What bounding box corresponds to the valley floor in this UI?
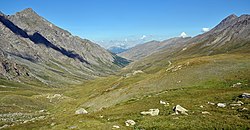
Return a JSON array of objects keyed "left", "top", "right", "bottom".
[{"left": 0, "top": 53, "right": 250, "bottom": 130}]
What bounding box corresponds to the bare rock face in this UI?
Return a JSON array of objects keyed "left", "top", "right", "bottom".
[
  {"left": 182, "top": 14, "right": 250, "bottom": 55},
  {"left": 0, "top": 8, "right": 129, "bottom": 85}
]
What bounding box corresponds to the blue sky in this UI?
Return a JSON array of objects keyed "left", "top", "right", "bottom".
[{"left": 1, "top": 0, "right": 250, "bottom": 42}]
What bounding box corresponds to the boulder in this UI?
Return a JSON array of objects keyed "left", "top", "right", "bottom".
[
  {"left": 173, "top": 105, "right": 188, "bottom": 115},
  {"left": 141, "top": 109, "right": 159, "bottom": 116},
  {"left": 125, "top": 120, "right": 136, "bottom": 126},
  {"left": 239, "top": 93, "right": 250, "bottom": 98},
  {"left": 160, "top": 100, "right": 166, "bottom": 105},
  {"left": 113, "top": 125, "right": 120, "bottom": 129},
  {"left": 75, "top": 108, "right": 88, "bottom": 115},
  {"left": 217, "top": 103, "right": 226, "bottom": 108},
  {"left": 208, "top": 102, "right": 215, "bottom": 105}
]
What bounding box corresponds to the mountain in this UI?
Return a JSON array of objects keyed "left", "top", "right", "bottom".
[
  {"left": 0, "top": 8, "right": 128, "bottom": 86},
  {"left": 180, "top": 14, "right": 250, "bottom": 55},
  {"left": 108, "top": 46, "right": 128, "bottom": 54},
  {"left": 120, "top": 14, "right": 250, "bottom": 63},
  {"left": 1, "top": 13, "right": 250, "bottom": 130},
  {"left": 78, "top": 14, "right": 250, "bottom": 115},
  {"left": 119, "top": 37, "right": 191, "bottom": 61},
  {"left": 122, "top": 14, "right": 250, "bottom": 72}
]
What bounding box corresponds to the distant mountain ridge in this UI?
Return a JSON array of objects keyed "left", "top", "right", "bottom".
[
  {"left": 119, "top": 37, "right": 191, "bottom": 61},
  {"left": 108, "top": 46, "right": 128, "bottom": 54},
  {"left": 123, "top": 14, "right": 250, "bottom": 71},
  {"left": 0, "top": 8, "right": 129, "bottom": 86}
]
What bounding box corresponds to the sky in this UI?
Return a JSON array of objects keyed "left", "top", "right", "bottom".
[{"left": 1, "top": 0, "right": 250, "bottom": 47}]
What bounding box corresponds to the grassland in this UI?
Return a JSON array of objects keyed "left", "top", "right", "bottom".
[{"left": 0, "top": 53, "right": 250, "bottom": 129}]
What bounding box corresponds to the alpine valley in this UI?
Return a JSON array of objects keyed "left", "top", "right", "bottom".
[{"left": 0, "top": 8, "right": 250, "bottom": 130}]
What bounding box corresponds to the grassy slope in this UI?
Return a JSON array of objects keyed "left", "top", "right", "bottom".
[{"left": 0, "top": 53, "right": 248, "bottom": 129}]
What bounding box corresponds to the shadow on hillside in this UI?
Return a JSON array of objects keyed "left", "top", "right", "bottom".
[{"left": 0, "top": 15, "right": 89, "bottom": 64}]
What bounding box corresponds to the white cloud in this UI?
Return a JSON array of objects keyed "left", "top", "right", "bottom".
[
  {"left": 202, "top": 28, "right": 210, "bottom": 32},
  {"left": 180, "top": 32, "right": 188, "bottom": 38},
  {"left": 140, "top": 35, "right": 147, "bottom": 40}
]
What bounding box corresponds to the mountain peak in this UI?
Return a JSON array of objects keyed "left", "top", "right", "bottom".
[
  {"left": 17, "top": 8, "right": 38, "bottom": 16},
  {"left": 22, "top": 8, "right": 34, "bottom": 12},
  {"left": 213, "top": 14, "right": 238, "bottom": 31},
  {"left": 223, "top": 14, "right": 238, "bottom": 21}
]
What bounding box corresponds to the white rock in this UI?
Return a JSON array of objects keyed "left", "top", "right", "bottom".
[
  {"left": 51, "top": 123, "right": 56, "bottom": 126},
  {"left": 241, "top": 93, "right": 250, "bottom": 98},
  {"left": 23, "top": 120, "right": 29, "bottom": 123},
  {"left": 75, "top": 108, "right": 88, "bottom": 114},
  {"left": 38, "top": 116, "right": 45, "bottom": 119},
  {"left": 141, "top": 109, "right": 159, "bottom": 116},
  {"left": 69, "top": 126, "right": 77, "bottom": 129},
  {"left": 237, "top": 101, "right": 244, "bottom": 104},
  {"left": 46, "top": 94, "right": 63, "bottom": 102},
  {"left": 173, "top": 117, "right": 179, "bottom": 119},
  {"left": 208, "top": 102, "right": 215, "bottom": 105},
  {"left": 242, "top": 107, "right": 248, "bottom": 111},
  {"left": 125, "top": 120, "right": 136, "bottom": 126},
  {"left": 113, "top": 125, "right": 120, "bottom": 129},
  {"left": 232, "top": 82, "right": 242, "bottom": 87},
  {"left": 230, "top": 103, "right": 241, "bottom": 106},
  {"left": 173, "top": 105, "right": 188, "bottom": 115},
  {"left": 133, "top": 70, "right": 143, "bottom": 75},
  {"left": 160, "top": 100, "right": 166, "bottom": 105},
  {"left": 39, "top": 110, "right": 45, "bottom": 113},
  {"left": 217, "top": 103, "right": 226, "bottom": 108},
  {"left": 202, "top": 111, "right": 211, "bottom": 115},
  {"left": 0, "top": 124, "right": 9, "bottom": 129}
]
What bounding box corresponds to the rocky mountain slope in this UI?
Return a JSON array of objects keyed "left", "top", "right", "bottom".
[
  {"left": 119, "top": 37, "right": 191, "bottom": 61},
  {"left": 0, "top": 13, "right": 250, "bottom": 130},
  {"left": 123, "top": 14, "right": 250, "bottom": 72},
  {"left": 0, "top": 8, "right": 128, "bottom": 86},
  {"left": 179, "top": 14, "right": 250, "bottom": 56}
]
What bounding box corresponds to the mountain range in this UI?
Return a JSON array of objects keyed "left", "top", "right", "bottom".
[
  {"left": 0, "top": 8, "right": 129, "bottom": 86},
  {"left": 0, "top": 8, "right": 250, "bottom": 130}
]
